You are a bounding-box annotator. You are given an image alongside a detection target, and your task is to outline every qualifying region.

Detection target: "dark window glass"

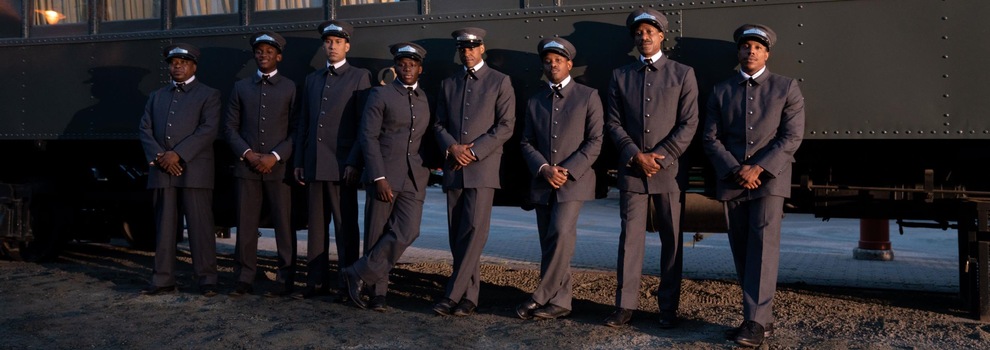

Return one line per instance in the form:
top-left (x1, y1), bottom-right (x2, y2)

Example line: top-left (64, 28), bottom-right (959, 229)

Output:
top-left (176, 0), bottom-right (238, 17)
top-left (105, 0), bottom-right (161, 21)
top-left (256, 0), bottom-right (320, 11)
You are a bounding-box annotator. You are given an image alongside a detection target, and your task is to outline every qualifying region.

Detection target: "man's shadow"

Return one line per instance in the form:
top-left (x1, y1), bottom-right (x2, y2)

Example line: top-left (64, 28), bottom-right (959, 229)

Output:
top-left (65, 66), bottom-right (150, 138)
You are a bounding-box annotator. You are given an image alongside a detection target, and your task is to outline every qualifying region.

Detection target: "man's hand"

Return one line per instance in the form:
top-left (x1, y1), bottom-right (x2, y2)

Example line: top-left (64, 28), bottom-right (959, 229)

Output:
top-left (156, 151), bottom-right (183, 176)
top-left (735, 164), bottom-right (764, 190)
top-left (243, 150), bottom-right (263, 168)
top-left (374, 179), bottom-right (394, 203)
top-left (540, 165), bottom-right (569, 189)
top-left (448, 143), bottom-right (477, 169)
top-left (253, 154), bottom-right (278, 174)
top-left (633, 152), bottom-right (665, 177)
top-left (293, 168), bottom-right (305, 185)
top-left (343, 165), bottom-right (362, 187)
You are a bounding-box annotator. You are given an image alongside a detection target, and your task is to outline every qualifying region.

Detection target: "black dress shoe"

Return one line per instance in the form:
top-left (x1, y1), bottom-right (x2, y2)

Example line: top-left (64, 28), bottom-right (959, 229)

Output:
top-left (229, 282), bottom-right (254, 297)
top-left (370, 296), bottom-right (388, 313)
top-left (734, 320), bottom-right (766, 347)
top-left (199, 284), bottom-right (218, 297)
top-left (532, 304), bottom-right (571, 319)
top-left (432, 297), bottom-right (457, 316)
top-left (334, 292), bottom-right (352, 304)
top-left (452, 299), bottom-right (477, 317)
top-left (140, 285), bottom-right (177, 296)
top-left (515, 299), bottom-right (542, 320)
top-left (725, 322), bottom-right (774, 340)
top-left (264, 284), bottom-right (294, 298)
top-left (604, 308), bottom-right (634, 327)
top-left (342, 267), bottom-right (367, 309)
top-left (658, 312), bottom-right (679, 329)
top-left (291, 286), bottom-right (329, 300)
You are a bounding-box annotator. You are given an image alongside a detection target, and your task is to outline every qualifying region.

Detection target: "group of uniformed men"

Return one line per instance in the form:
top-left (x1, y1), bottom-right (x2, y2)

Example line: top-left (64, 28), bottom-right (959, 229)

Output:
top-left (137, 8), bottom-right (804, 347)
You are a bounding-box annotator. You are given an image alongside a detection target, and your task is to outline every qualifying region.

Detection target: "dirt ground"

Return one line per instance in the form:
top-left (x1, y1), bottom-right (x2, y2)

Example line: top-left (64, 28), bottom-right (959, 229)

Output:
top-left (1, 241), bottom-right (988, 350)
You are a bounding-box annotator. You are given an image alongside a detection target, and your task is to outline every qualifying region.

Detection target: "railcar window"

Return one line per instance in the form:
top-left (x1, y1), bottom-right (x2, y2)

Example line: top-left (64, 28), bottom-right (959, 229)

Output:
top-left (105, 0), bottom-right (161, 21)
top-left (176, 0), bottom-right (238, 16)
top-left (33, 0), bottom-right (86, 26)
top-left (256, 0), bottom-right (320, 11)
top-left (341, 0), bottom-right (403, 5)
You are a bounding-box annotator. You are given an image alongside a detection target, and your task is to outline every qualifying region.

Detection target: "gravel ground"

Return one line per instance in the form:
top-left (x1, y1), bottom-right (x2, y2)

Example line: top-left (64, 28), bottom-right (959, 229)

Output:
top-left (1, 241), bottom-right (988, 349)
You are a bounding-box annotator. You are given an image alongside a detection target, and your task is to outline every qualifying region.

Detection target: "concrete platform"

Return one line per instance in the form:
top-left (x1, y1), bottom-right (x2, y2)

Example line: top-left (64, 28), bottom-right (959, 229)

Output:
top-left (220, 186), bottom-right (959, 294)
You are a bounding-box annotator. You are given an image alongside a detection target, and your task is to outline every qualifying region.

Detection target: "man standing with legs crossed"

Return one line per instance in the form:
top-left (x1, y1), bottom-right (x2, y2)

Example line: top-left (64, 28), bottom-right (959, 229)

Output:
top-left (432, 27), bottom-right (516, 317)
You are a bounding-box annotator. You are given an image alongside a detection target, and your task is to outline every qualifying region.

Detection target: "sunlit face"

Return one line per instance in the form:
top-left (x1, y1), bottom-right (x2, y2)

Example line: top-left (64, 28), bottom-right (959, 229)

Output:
top-left (457, 44), bottom-right (485, 68)
top-left (737, 40), bottom-right (770, 75)
top-left (541, 52), bottom-right (572, 84)
top-left (323, 35), bottom-right (350, 64)
top-left (394, 57), bottom-right (423, 86)
top-left (632, 23), bottom-right (664, 57)
top-left (253, 43), bottom-right (282, 73)
top-left (168, 57), bottom-right (196, 82)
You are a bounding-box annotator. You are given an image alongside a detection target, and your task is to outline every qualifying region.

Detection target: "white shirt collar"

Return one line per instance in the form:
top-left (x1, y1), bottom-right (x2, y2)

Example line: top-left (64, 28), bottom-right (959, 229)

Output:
top-left (740, 66), bottom-right (767, 80)
top-left (258, 69), bottom-right (278, 78)
top-left (327, 59), bottom-right (347, 70)
top-left (173, 75), bottom-right (195, 85)
top-left (548, 75), bottom-right (572, 89)
top-left (640, 50), bottom-right (663, 63)
top-left (464, 61), bottom-right (485, 72)
top-left (401, 81), bottom-right (419, 91)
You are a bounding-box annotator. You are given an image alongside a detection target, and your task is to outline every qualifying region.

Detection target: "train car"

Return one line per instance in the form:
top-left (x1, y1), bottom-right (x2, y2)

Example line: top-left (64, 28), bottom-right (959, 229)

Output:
top-left (0, 0), bottom-right (988, 319)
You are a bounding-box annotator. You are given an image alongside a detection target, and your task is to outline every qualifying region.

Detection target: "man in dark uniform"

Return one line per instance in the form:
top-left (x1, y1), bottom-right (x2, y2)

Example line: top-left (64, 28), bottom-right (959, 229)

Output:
top-left (138, 43), bottom-right (221, 297)
top-left (432, 27), bottom-right (516, 317)
top-left (603, 9), bottom-right (699, 328)
top-left (515, 38), bottom-right (603, 320)
top-left (702, 24), bottom-right (805, 347)
top-left (292, 20), bottom-right (372, 301)
top-left (341, 42), bottom-right (431, 312)
top-left (225, 31), bottom-right (298, 297)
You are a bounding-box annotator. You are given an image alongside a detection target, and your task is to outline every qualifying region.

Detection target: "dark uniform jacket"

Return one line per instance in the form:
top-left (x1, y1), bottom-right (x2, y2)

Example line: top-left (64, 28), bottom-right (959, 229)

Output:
top-left (702, 69), bottom-right (805, 200)
top-left (605, 56), bottom-right (699, 194)
top-left (294, 62), bottom-right (373, 182)
top-left (520, 81), bottom-right (604, 204)
top-left (139, 79), bottom-right (221, 189)
top-left (224, 73), bottom-right (298, 181)
top-left (360, 80), bottom-right (431, 200)
top-left (433, 64), bottom-right (516, 189)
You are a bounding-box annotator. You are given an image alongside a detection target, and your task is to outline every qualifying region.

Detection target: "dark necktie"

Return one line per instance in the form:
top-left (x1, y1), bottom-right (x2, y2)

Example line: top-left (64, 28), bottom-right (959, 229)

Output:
top-left (549, 84), bottom-right (563, 99)
top-left (261, 74), bottom-right (271, 84)
top-left (407, 86), bottom-right (415, 96)
top-left (465, 67), bottom-right (478, 80)
top-left (328, 65), bottom-right (337, 76)
top-left (175, 82), bottom-right (185, 92)
top-left (643, 58), bottom-right (656, 72)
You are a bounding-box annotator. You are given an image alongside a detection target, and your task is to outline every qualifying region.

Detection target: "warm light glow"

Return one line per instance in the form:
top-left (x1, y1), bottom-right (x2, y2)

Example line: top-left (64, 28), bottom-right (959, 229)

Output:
top-left (35, 10), bottom-right (66, 25)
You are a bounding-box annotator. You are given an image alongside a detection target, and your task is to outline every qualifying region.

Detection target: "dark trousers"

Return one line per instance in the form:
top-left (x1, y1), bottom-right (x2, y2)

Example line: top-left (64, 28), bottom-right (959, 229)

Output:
top-left (615, 191), bottom-right (683, 313)
top-left (232, 178), bottom-right (296, 286)
top-left (443, 187), bottom-right (495, 304)
top-left (532, 197), bottom-right (584, 310)
top-left (351, 186), bottom-right (424, 296)
top-left (151, 187), bottom-right (217, 287)
top-left (725, 195), bottom-right (784, 326)
top-left (303, 180), bottom-right (360, 289)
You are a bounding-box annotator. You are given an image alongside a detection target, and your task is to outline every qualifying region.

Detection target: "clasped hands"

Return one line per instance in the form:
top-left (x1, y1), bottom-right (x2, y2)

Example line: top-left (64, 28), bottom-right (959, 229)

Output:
top-left (540, 165), bottom-right (569, 189)
top-left (155, 151), bottom-right (183, 176)
top-left (244, 150), bottom-right (277, 174)
top-left (448, 143), bottom-right (477, 171)
top-left (633, 152), bottom-right (665, 177)
top-left (734, 164), bottom-right (764, 190)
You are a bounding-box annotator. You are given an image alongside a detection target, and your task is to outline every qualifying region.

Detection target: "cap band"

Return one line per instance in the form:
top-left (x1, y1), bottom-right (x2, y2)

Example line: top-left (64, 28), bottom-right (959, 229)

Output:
top-left (322, 24), bottom-right (343, 34)
top-left (457, 33), bottom-right (479, 41)
top-left (741, 28), bottom-right (769, 41)
top-left (169, 48), bottom-right (189, 55)
top-left (397, 45), bottom-right (418, 54)
top-left (543, 41), bottom-right (565, 51)
top-left (633, 13), bottom-right (657, 22)
top-left (254, 34), bottom-right (275, 44)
